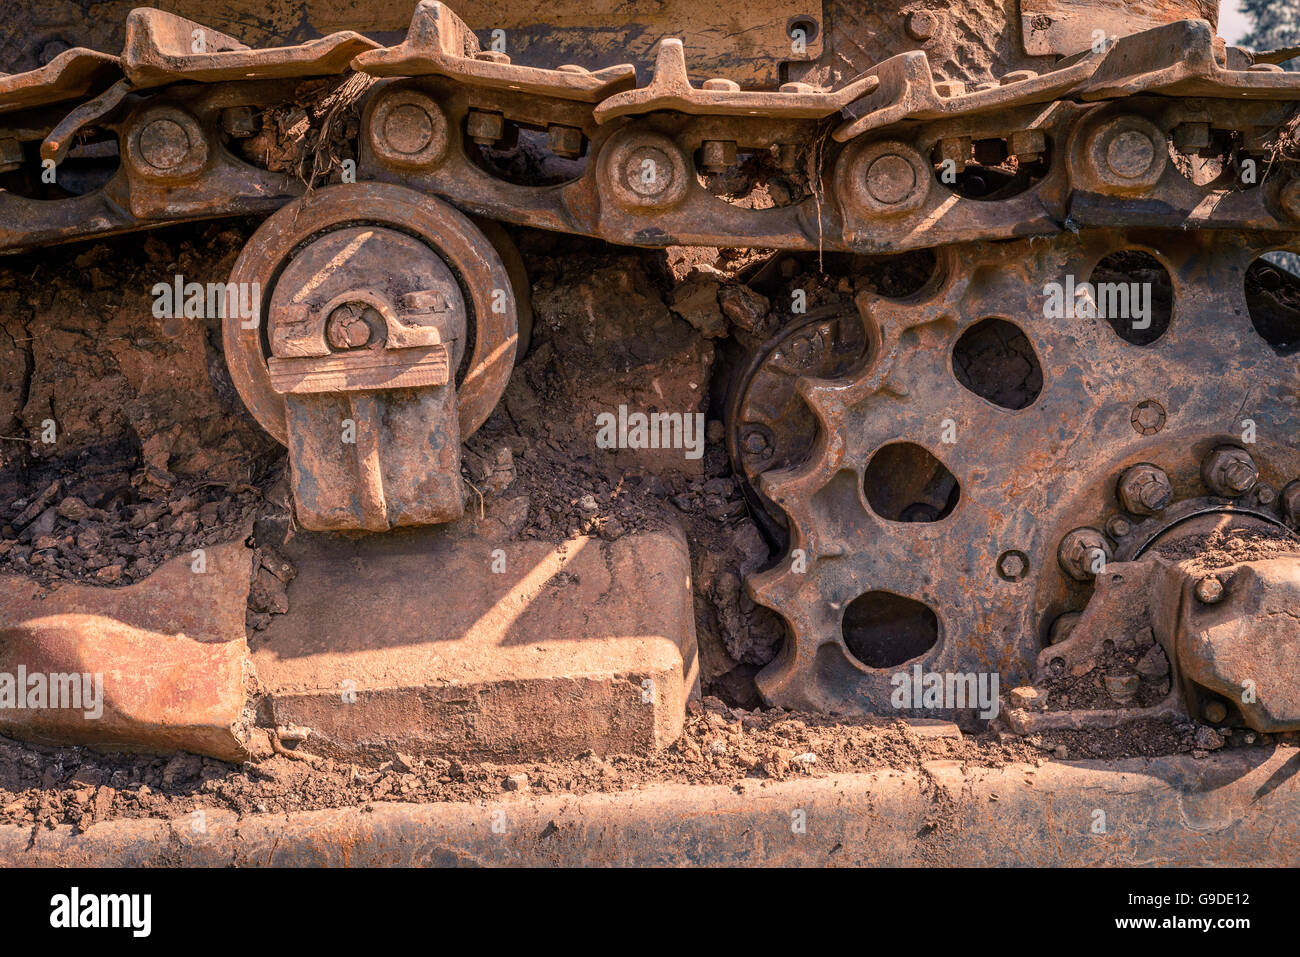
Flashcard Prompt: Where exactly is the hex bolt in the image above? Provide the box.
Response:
[1172,121,1211,152]
[1195,575,1224,604]
[1255,483,1277,506]
[935,136,970,174]
[700,139,738,173]
[702,78,741,92]
[546,124,584,159]
[1201,445,1259,497]
[1008,129,1045,163]
[997,551,1028,581]
[1057,527,1112,582]
[905,9,937,41]
[779,81,817,94]
[138,117,190,170]
[933,80,966,98]
[865,153,917,205]
[1105,129,1155,178]
[1105,514,1133,539]
[0,137,21,173]
[220,106,258,138]
[466,110,505,146]
[1282,480,1300,526]
[1203,700,1229,724]
[1117,463,1172,515]
[474,50,511,63]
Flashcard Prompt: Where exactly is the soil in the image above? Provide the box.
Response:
[0,213,1290,824]
[0,702,1032,831]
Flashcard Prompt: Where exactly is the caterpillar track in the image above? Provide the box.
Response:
[5,0,1300,737]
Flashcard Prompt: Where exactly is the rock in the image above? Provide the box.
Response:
[1136,643,1170,679]
[13,481,60,527]
[760,746,794,778]
[791,752,817,766]
[1194,726,1225,751]
[504,772,530,791]
[25,507,58,540]
[249,566,290,615]
[56,496,93,521]
[718,285,769,332]
[669,278,727,338]
[95,564,123,583]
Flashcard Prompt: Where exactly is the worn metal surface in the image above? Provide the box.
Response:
[224,183,515,531]
[0,543,254,761]
[252,526,699,763]
[747,228,1300,718]
[4,749,1300,865]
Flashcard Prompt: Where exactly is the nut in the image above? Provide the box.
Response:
[1195,575,1224,604]
[1116,463,1172,515]
[700,140,737,173]
[935,136,971,174]
[467,109,505,146]
[546,124,584,159]
[1057,527,1112,582]
[1282,480,1300,526]
[1201,446,1258,497]
[905,9,937,41]
[1104,673,1140,705]
[220,106,258,138]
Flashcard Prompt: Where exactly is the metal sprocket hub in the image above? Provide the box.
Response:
[748,227,1300,719]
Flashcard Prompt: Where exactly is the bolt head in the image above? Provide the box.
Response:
[743,429,771,456]
[905,9,937,41]
[325,303,375,350]
[1195,575,1225,604]
[1202,445,1258,497]
[1130,400,1166,435]
[1281,179,1300,221]
[1117,463,1172,515]
[1058,527,1112,582]
[625,145,674,197]
[997,550,1028,581]
[384,103,435,155]
[1105,515,1133,538]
